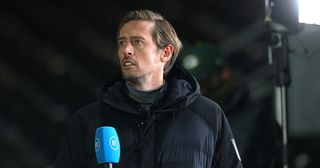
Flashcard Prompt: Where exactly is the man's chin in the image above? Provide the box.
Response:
[121,73,137,81]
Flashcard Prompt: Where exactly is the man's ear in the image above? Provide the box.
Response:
[160,44,174,63]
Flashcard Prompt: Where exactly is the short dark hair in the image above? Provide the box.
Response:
[117,9,182,76]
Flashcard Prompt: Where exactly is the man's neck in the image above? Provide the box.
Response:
[126,80,165,112]
[126,78,165,91]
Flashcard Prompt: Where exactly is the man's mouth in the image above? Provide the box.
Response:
[123,60,135,67]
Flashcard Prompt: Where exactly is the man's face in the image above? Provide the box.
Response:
[117,20,164,82]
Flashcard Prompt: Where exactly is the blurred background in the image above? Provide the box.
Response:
[1,0,320,167]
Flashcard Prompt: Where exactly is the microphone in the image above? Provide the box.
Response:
[95,126,120,168]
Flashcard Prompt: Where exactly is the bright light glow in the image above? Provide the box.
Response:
[298,0,320,25]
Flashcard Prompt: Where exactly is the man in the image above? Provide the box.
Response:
[55,9,243,168]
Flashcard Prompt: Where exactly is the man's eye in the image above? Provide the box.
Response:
[132,39,142,45]
[118,40,126,47]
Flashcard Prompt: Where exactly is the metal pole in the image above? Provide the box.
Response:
[265,0,291,167]
[104,163,113,168]
[280,86,288,168]
[266,21,291,168]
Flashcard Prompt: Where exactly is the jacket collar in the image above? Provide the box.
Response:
[101,63,200,114]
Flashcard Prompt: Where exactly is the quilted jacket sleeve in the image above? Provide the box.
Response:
[212,108,243,168]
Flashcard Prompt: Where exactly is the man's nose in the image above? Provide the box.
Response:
[123,43,134,56]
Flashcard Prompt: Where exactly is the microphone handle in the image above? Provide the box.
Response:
[104,163,113,168]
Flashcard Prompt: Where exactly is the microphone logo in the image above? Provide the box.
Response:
[95,138,101,152]
[109,136,119,150]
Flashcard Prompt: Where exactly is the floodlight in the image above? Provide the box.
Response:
[298,0,320,25]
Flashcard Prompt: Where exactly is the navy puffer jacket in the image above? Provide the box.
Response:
[55,64,243,168]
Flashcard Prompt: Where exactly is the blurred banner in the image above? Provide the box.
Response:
[288,24,320,137]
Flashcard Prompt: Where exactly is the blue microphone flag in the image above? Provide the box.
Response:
[95,126,120,164]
